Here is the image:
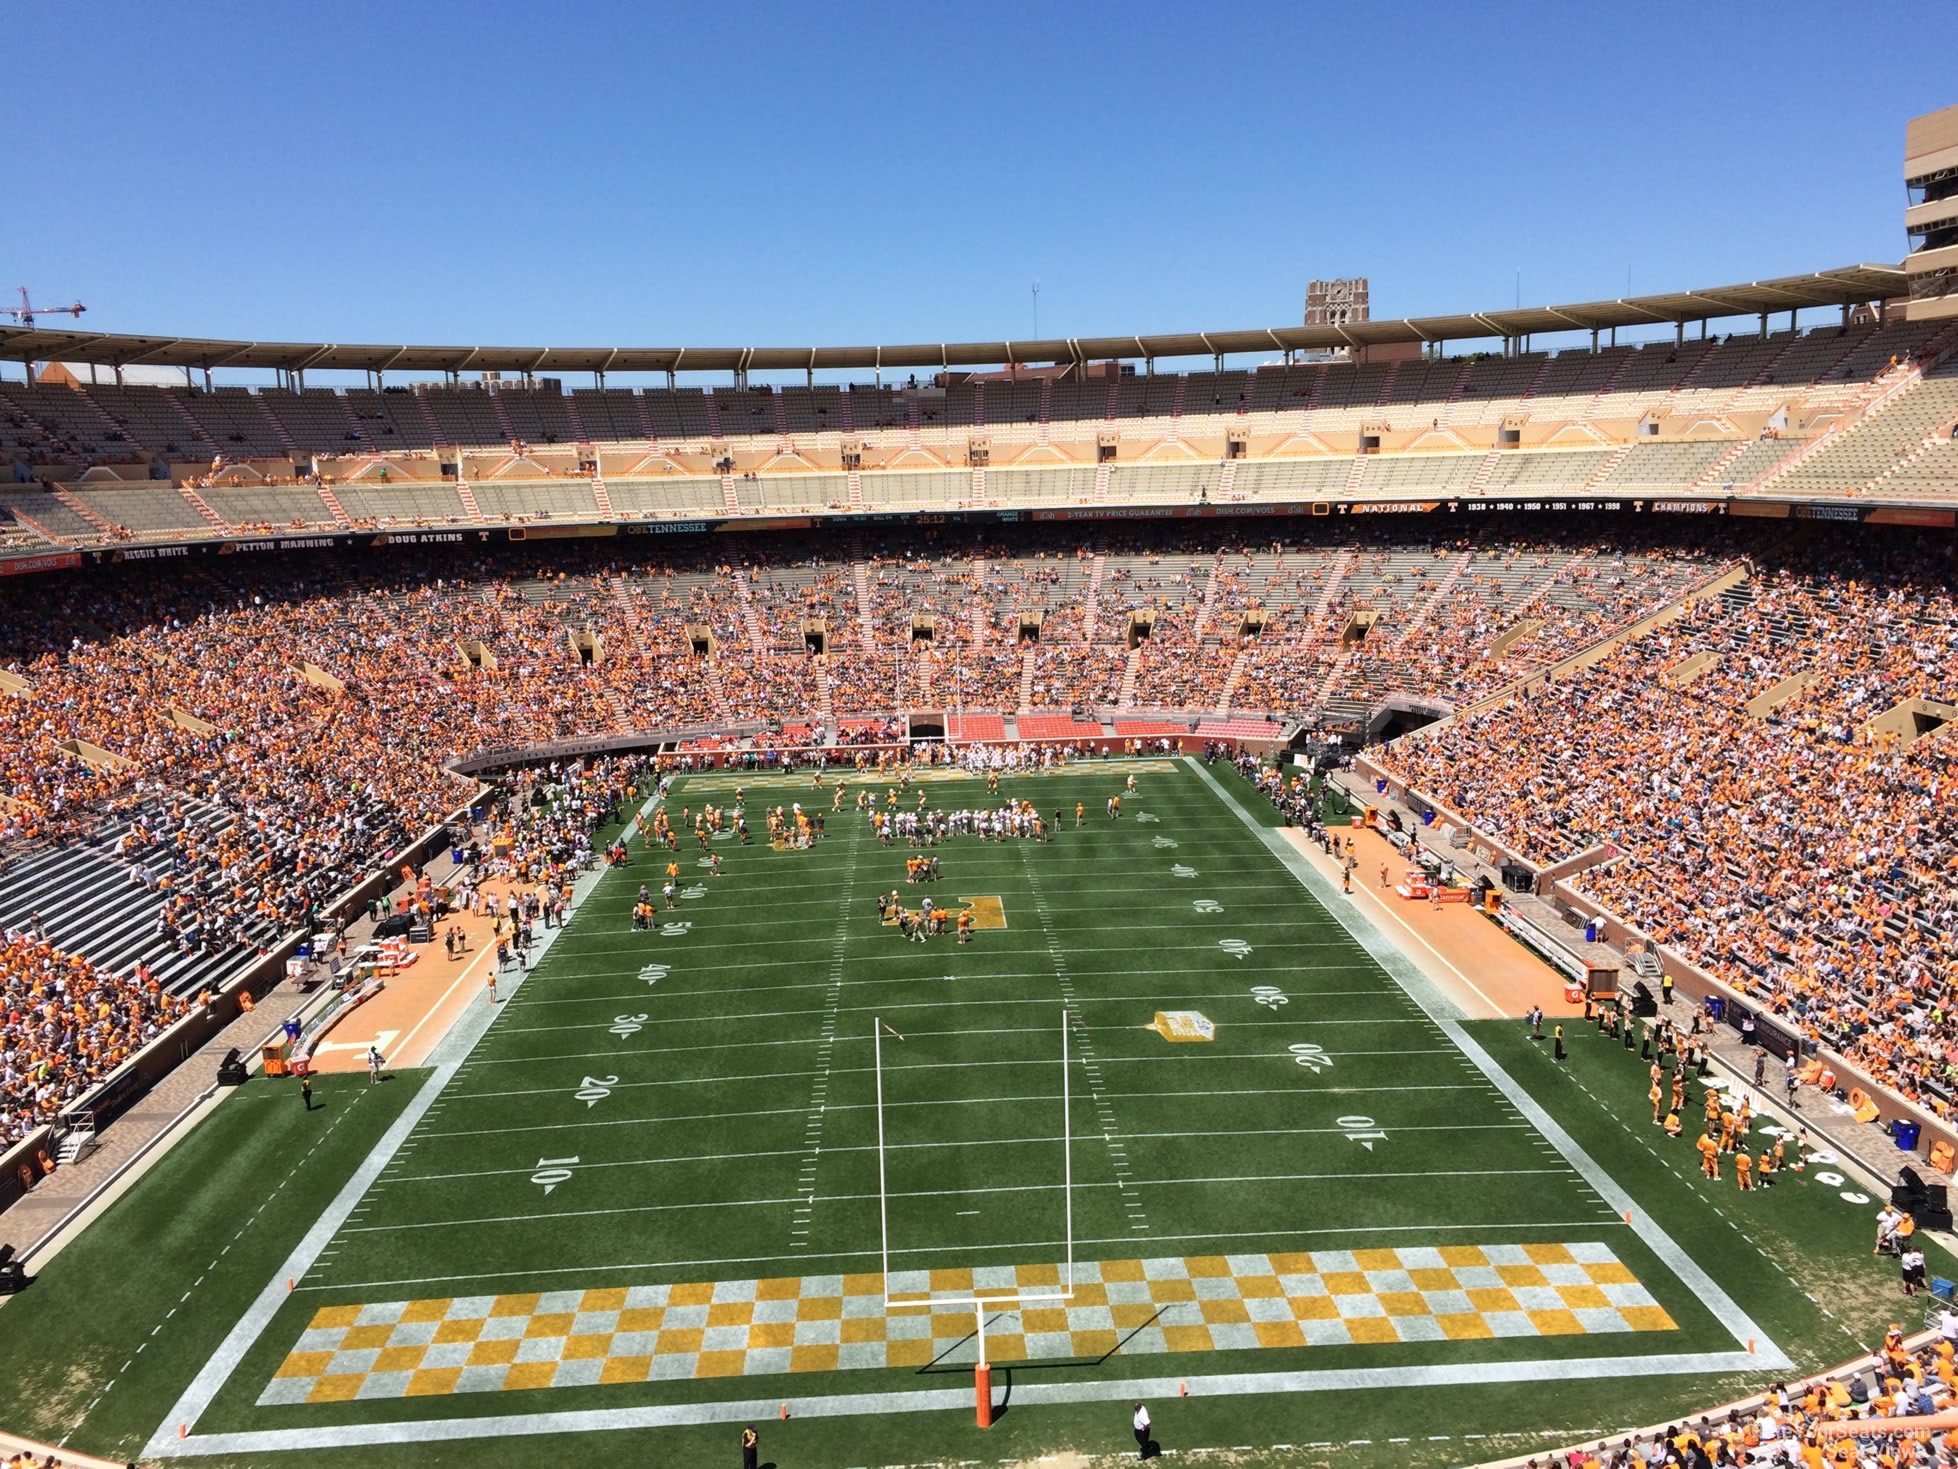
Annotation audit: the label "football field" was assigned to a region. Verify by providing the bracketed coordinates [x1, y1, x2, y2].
[137, 755, 1782, 1461]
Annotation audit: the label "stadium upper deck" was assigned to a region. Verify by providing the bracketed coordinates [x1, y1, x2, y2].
[1, 266, 1956, 558]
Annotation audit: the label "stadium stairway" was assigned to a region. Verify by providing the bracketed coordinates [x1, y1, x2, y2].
[174, 482, 229, 533]
[49, 485, 116, 538]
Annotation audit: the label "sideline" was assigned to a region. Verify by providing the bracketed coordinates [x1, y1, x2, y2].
[1182, 756, 1790, 1371]
[142, 802, 636, 1461]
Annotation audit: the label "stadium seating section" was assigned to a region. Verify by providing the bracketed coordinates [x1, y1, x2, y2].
[2, 317, 1956, 557]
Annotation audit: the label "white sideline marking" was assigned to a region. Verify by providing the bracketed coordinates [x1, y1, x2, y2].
[147, 1350, 1776, 1456]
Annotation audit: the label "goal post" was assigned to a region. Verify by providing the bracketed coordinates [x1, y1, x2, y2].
[874, 1007, 1075, 1428]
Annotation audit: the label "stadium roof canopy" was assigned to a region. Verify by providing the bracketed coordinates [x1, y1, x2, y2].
[0, 264, 1906, 376]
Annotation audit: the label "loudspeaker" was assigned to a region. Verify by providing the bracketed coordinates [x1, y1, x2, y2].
[1501, 863, 1534, 894]
[1630, 982, 1658, 1019]
[1926, 1184, 1949, 1212]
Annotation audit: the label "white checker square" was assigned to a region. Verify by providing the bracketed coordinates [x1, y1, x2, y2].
[1480, 1310, 1538, 1337]
[513, 1336, 562, 1364]
[793, 1317, 842, 1346]
[744, 1346, 792, 1376]
[551, 1357, 604, 1388]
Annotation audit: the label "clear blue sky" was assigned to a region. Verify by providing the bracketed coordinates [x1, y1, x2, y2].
[10, 1, 1954, 367]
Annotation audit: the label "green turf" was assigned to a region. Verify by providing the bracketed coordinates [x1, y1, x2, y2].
[0, 755, 1943, 1469]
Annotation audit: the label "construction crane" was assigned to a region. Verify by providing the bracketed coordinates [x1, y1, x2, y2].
[2, 289, 86, 328]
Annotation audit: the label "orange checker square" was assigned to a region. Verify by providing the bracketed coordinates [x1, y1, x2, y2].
[466, 1337, 520, 1367]
[747, 1321, 795, 1351]
[274, 1351, 334, 1380]
[668, 1281, 716, 1308]
[795, 1294, 843, 1321]
[840, 1316, 887, 1344]
[1291, 1296, 1340, 1322]
[489, 1292, 542, 1318]
[653, 1328, 704, 1356]
[693, 1350, 747, 1379]
[1526, 1309, 1586, 1336]
[755, 1277, 802, 1302]
[1559, 1285, 1611, 1311]
[1320, 1271, 1370, 1296]
[615, 1307, 664, 1334]
[1254, 1320, 1307, 1349]
[1409, 1268, 1458, 1292]
[927, 1267, 975, 1293]
[840, 1273, 884, 1296]
[401, 1298, 453, 1323]
[1585, 1262, 1638, 1286]
[1197, 1297, 1250, 1326]
[1377, 1292, 1430, 1318]
[1070, 1330, 1119, 1358]
[305, 1375, 366, 1405]
[338, 1324, 395, 1351]
[579, 1287, 630, 1313]
[1109, 1302, 1158, 1331]
[1351, 1249, 1403, 1272]
[1267, 1253, 1313, 1275]
[789, 1344, 839, 1373]
[1620, 1305, 1678, 1332]
[1146, 1277, 1197, 1304]
[1466, 1288, 1519, 1314]
[503, 1361, 558, 1392]
[1161, 1324, 1214, 1353]
[404, 1367, 463, 1397]
[1099, 1259, 1147, 1284]
[373, 1345, 429, 1374]
[984, 1333, 1028, 1362]
[599, 1356, 653, 1386]
[1523, 1244, 1576, 1266]
[1494, 1264, 1548, 1289]
[929, 1312, 971, 1338]
[524, 1312, 576, 1339]
[432, 1318, 484, 1346]
[1437, 1245, 1489, 1268]
[1438, 1313, 1494, 1341]
[309, 1305, 363, 1331]
[1067, 1281, 1111, 1307]
[886, 1338, 934, 1368]
[1345, 1317, 1400, 1345]
[1020, 1308, 1070, 1334]
[561, 1333, 614, 1360]
[1185, 1255, 1233, 1278]
[706, 1301, 755, 1329]
[1015, 1263, 1062, 1288]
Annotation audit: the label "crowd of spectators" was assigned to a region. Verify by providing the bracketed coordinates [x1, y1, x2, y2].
[1376, 527, 1958, 1114]
[1, 929, 187, 1146]
[0, 518, 1748, 1139]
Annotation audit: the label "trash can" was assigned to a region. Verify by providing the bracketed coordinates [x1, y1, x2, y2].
[1420, 810, 1435, 827]
[1705, 996, 1725, 1023]
[1584, 920, 1599, 943]
[1375, 779, 1387, 794]
[1893, 1120, 1922, 1152]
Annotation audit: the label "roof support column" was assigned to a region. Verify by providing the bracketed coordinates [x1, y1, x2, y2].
[1590, 328, 1599, 352]
[1757, 310, 1768, 338]
[666, 370, 676, 389]
[1674, 321, 1684, 347]
[203, 366, 213, 392]
[1842, 302, 1852, 327]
